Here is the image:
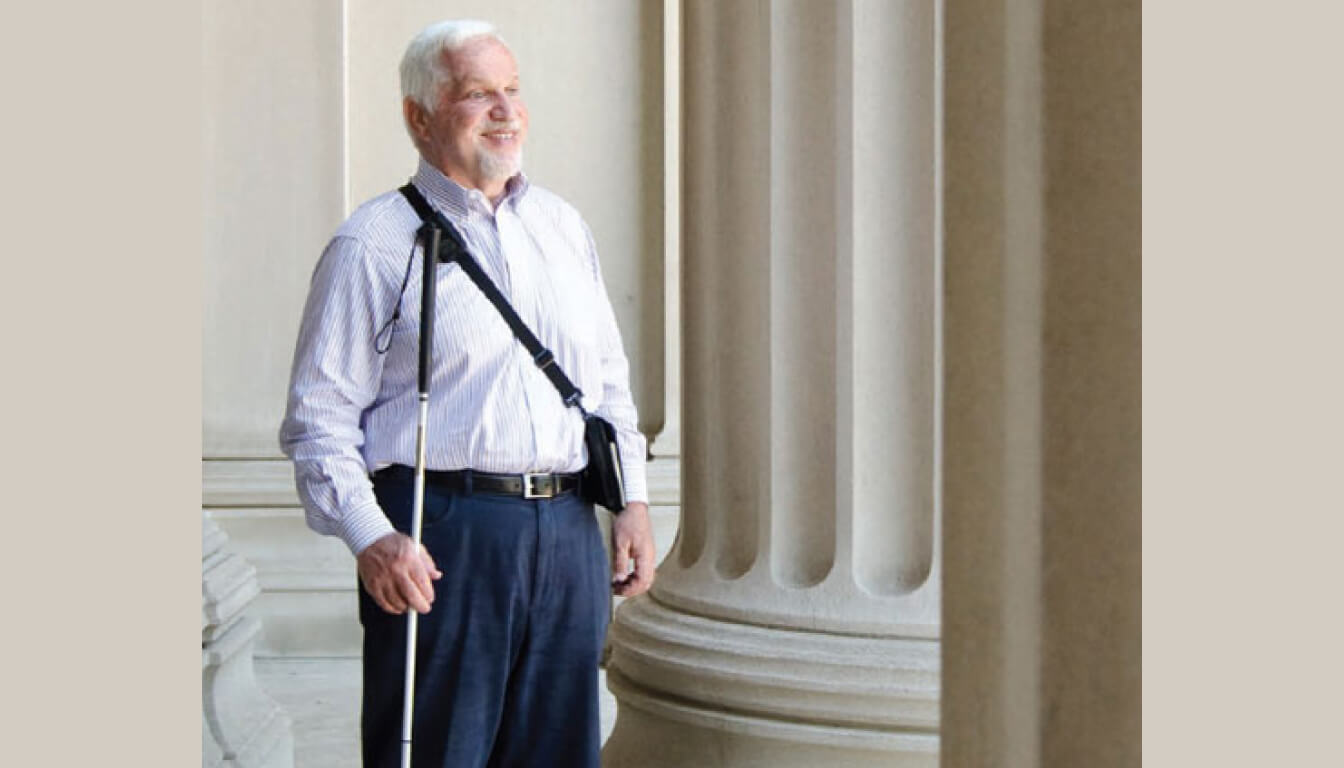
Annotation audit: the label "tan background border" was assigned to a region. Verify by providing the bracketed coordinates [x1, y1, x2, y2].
[1143, 1, 1344, 765]
[1, 0, 200, 764]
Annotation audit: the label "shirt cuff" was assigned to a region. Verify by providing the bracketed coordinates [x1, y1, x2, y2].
[620, 457, 649, 505]
[336, 501, 397, 556]
[614, 429, 648, 505]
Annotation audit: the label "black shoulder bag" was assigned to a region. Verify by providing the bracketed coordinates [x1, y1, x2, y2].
[398, 183, 627, 513]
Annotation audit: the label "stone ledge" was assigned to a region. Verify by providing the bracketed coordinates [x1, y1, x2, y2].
[204, 460, 302, 508]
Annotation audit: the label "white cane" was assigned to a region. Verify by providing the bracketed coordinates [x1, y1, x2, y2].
[401, 223, 442, 768]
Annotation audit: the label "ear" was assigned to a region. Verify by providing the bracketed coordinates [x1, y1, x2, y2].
[403, 98, 429, 142]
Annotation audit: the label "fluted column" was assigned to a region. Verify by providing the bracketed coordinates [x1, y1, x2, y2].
[604, 2, 939, 765]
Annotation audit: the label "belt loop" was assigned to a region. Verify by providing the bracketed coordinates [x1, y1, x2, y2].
[463, 469, 473, 495]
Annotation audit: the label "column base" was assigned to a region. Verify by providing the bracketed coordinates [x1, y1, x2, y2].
[602, 698, 934, 768]
[603, 594, 938, 767]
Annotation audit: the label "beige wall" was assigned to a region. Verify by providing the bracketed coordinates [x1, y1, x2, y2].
[203, 0, 345, 458]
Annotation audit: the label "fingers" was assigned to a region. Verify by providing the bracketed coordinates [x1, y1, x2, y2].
[385, 589, 408, 615]
[369, 578, 409, 615]
[611, 504, 656, 597]
[612, 535, 631, 586]
[373, 569, 432, 614]
[398, 570, 433, 614]
[614, 548, 655, 597]
[420, 544, 443, 580]
[371, 580, 407, 614]
[611, 535, 655, 597]
[389, 552, 434, 614]
[408, 553, 436, 611]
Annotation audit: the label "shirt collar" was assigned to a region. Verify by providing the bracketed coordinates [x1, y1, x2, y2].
[411, 157, 530, 219]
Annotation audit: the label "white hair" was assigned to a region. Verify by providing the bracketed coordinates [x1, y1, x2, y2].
[399, 19, 506, 111]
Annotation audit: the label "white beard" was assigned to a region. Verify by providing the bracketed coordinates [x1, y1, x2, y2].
[478, 146, 522, 183]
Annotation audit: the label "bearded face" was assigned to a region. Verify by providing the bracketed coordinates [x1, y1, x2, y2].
[410, 35, 529, 197]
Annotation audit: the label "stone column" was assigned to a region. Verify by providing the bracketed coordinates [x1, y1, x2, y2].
[603, 2, 940, 765]
[940, 0, 1140, 765]
[203, 512, 294, 768]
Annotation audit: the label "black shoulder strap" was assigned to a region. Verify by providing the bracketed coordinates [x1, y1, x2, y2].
[399, 182, 586, 411]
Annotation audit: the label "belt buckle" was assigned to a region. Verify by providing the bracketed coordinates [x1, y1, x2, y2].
[522, 472, 552, 500]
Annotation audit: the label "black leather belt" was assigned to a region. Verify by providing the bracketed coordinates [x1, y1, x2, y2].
[374, 465, 580, 499]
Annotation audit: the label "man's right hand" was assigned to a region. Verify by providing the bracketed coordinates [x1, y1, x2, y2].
[356, 532, 443, 615]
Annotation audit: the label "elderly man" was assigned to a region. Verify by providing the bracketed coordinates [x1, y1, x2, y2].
[279, 19, 655, 768]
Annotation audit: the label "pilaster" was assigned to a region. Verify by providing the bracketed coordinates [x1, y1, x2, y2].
[940, 0, 1141, 764]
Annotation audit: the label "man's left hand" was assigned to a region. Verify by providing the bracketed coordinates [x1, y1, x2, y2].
[611, 501, 655, 597]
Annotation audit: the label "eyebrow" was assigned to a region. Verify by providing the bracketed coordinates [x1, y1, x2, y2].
[455, 75, 520, 90]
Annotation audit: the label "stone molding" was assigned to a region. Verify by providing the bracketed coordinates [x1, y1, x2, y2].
[202, 460, 300, 509]
[608, 595, 938, 735]
[203, 512, 294, 767]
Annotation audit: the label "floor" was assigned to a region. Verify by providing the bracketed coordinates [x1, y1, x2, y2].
[256, 658, 618, 767]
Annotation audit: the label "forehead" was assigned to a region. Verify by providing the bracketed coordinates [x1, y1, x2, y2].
[442, 37, 519, 85]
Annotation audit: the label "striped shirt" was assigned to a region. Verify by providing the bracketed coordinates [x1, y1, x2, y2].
[279, 158, 648, 555]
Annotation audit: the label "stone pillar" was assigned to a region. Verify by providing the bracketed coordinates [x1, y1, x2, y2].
[603, 2, 940, 765]
[203, 512, 294, 768]
[940, 0, 1141, 765]
[651, 0, 683, 460]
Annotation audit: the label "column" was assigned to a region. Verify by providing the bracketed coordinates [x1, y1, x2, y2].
[940, 0, 1141, 765]
[604, 2, 940, 765]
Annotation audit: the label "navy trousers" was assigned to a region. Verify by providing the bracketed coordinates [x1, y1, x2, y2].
[360, 468, 609, 768]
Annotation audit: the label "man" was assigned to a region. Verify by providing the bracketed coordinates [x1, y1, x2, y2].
[279, 19, 655, 768]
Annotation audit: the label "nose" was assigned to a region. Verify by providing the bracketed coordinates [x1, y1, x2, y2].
[489, 92, 517, 121]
